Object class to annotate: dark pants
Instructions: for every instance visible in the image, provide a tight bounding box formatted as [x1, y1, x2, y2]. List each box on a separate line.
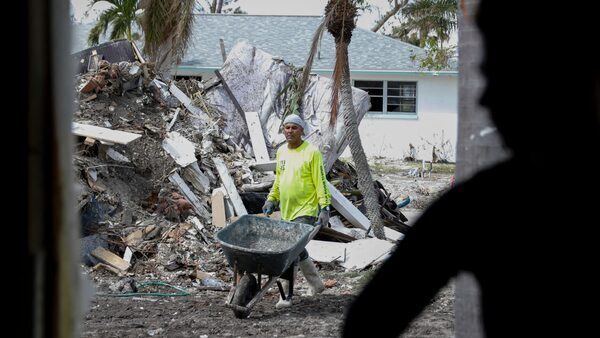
[291, 216, 317, 261]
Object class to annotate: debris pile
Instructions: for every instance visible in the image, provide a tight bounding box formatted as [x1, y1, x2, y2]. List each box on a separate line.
[73, 40, 410, 295]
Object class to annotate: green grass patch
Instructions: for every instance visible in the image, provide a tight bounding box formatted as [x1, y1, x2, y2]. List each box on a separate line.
[370, 162, 402, 175]
[370, 161, 455, 175]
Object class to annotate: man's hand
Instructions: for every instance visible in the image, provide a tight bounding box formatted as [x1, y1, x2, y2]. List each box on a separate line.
[262, 200, 277, 215]
[317, 206, 330, 227]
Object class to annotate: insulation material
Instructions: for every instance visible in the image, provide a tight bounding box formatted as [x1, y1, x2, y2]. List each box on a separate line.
[204, 40, 370, 171]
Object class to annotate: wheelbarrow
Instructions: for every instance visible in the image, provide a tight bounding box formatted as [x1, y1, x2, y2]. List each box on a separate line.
[215, 214, 319, 318]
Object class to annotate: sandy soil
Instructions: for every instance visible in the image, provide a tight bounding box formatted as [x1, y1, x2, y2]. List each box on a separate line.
[80, 159, 454, 337]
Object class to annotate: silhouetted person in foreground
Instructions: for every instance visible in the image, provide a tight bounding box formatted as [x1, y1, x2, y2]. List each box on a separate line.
[343, 1, 599, 337]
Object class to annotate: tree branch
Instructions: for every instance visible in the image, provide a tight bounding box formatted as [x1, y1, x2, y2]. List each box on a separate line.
[371, 0, 408, 33]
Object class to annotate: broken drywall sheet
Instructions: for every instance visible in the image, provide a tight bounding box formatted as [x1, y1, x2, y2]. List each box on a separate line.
[340, 238, 394, 271]
[162, 131, 197, 167]
[204, 39, 370, 171]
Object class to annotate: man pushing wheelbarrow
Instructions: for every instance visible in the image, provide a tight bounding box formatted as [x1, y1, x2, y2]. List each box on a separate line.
[261, 114, 331, 308]
[216, 115, 331, 318]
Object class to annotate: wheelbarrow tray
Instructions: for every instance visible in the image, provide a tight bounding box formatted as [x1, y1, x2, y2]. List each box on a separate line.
[216, 215, 314, 276]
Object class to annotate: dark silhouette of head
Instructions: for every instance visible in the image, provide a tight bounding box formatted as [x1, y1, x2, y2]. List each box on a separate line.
[476, 2, 600, 156]
[342, 2, 600, 338]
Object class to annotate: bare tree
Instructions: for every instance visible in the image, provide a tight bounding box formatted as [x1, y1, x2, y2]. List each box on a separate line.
[371, 0, 409, 32]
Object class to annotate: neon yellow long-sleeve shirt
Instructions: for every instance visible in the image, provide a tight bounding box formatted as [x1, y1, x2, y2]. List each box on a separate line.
[267, 141, 331, 221]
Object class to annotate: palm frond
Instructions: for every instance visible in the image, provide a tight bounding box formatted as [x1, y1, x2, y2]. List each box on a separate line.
[325, 0, 357, 126]
[329, 44, 348, 127]
[142, 0, 170, 56]
[143, 0, 194, 68]
[87, 8, 117, 45]
[297, 16, 328, 105]
[170, 0, 195, 64]
[87, 0, 140, 45]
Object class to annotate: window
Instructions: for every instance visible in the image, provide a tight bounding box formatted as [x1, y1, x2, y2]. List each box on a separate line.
[354, 80, 417, 115]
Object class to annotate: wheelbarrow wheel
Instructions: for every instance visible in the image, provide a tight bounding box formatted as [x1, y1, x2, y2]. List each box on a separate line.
[232, 274, 258, 318]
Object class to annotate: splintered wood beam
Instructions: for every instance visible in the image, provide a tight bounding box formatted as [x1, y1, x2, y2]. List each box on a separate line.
[249, 160, 276, 172]
[244, 111, 270, 163]
[169, 83, 207, 120]
[212, 157, 248, 216]
[72, 123, 141, 145]
[211, 189, 226, 228]
[168, 172, 210, 219]
[91, 247, 130, 271]
[328, 182, 369, 230]
[182, 162, 211, 194]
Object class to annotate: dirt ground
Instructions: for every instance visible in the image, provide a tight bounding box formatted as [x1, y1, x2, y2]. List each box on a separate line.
[81, 158, 455, 338]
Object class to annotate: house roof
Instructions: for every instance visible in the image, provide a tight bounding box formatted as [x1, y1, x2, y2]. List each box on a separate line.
[71, 14, 458, 74]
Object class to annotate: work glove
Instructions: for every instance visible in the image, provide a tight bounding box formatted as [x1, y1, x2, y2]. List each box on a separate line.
[317, 206, 330, 227]
[262, 200, 277, 215]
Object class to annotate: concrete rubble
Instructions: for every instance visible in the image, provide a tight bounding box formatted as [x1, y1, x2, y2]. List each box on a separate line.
[73, 40, 410, 295]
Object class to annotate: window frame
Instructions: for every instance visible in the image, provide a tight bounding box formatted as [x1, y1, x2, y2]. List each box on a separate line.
[353, 79, 418, 117]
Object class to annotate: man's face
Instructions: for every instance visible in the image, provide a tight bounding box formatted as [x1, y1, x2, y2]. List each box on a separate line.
[284, 123, 303, 144]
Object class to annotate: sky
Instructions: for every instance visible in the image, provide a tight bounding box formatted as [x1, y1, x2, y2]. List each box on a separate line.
[70, 0, 397, 31]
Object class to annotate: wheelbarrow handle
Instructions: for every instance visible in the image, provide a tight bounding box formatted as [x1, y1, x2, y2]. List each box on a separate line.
[308, 222, 322, 241]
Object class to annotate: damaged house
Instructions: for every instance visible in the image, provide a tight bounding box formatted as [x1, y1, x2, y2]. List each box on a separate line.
[72, 14, 458, 162]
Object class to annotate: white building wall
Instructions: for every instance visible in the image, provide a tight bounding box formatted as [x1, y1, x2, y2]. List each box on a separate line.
[346, 73, 458, 162]
[194, 69, 458, 162]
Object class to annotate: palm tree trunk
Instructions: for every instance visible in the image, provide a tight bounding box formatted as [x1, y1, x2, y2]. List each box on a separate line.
[337, 41, 385, 240]
[155, 38, 175, 79]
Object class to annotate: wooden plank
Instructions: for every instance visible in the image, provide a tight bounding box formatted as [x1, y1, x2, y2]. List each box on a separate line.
[182, 162, 210, 194]
[168, 172, 210, 219]
[328, 185, 402, 241]
[130, 40, 146, 63]
[72, 122, 141, 145]
[328, 182, 369, 230]
[212, 157, 248, 216]
[84, 137, 96, 146]
[249, 160, 276, 172]
[317, 226, 356, 242]
[123, 247, 133, 263]
[214, 70, 247, 125]
[211, 189, 227, 228]
[91, 247, 130, 271]
[244, 111, 270, 162]
[166, 107, 180, 132]
[214, 187, 235, 220]
[169, 83, 207, 119]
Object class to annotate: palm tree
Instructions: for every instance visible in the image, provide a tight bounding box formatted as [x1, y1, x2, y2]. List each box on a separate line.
[400, 0, 457, 48]
[87, 0, 141, 46]
[279, 0, 384, 239]
[140, 0, 196, 79]
[325, 0, 386, 239]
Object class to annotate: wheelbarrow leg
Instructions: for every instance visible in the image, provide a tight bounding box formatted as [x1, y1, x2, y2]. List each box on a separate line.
[276, 261, 297, 303]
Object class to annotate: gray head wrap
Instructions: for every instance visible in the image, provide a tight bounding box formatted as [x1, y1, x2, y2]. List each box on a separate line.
[282, 114, 307, 136]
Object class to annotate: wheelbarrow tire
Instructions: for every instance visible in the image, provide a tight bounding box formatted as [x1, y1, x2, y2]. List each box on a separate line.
[232, 274, 258, 319]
